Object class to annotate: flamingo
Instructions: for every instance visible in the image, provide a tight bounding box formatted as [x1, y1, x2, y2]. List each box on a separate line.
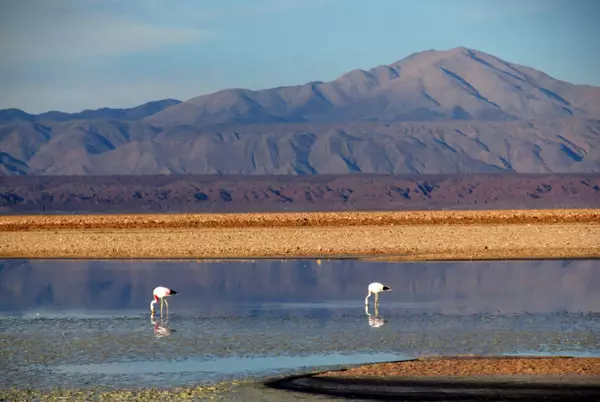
[365, 282, 391, 305]
[150, 286, 178, 317]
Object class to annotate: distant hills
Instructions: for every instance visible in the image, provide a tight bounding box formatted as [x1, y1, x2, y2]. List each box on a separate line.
[1, 47, 599, 175]
[2, 173, 599, 213]
[0, 99, 181, 124]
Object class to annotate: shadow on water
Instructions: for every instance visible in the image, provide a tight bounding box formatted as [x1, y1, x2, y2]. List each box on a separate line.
[1, 258, 600, 389]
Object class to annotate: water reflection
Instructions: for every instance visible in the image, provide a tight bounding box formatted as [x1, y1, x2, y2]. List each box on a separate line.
[2, 258, 600, 389]
[151, 316, 174, 338]
[365, 303, 386, 328]
[1, 259, 599, 315]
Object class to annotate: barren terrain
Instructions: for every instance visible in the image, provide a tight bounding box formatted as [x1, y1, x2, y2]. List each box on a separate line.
[2, 209, 599, 260]
[2, 173, 599, 214]
[319, 356, 600, 377]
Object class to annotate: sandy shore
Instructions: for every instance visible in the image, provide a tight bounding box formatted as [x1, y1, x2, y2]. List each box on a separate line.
[0, 381, 245, 402]
[266, 356, 600, 401]
[4, 358, 600, 402]
[318, 356, 600, 377]
[1, 209, 599, 260]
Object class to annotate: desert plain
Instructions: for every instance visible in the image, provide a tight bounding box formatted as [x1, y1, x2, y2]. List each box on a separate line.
[2, 208, 600, 401]
[3, 207, 600, 401]
[319, 356, 600, 377]
[1, 208, 599, 260]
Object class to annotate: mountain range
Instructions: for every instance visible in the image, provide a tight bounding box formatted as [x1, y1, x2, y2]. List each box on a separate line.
[1, 46, 600, 175]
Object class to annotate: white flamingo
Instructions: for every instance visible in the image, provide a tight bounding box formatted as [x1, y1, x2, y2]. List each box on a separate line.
[150, 286, 178, 317]
[365, 282, 391, 305]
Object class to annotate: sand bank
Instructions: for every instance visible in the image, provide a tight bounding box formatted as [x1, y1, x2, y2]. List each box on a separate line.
[319, 356, 600, 377]
[266, 356, 600, 401]
[1, 209, 599, 260]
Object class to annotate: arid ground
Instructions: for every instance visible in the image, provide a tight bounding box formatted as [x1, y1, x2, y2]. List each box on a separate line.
[2, 173, 600, 214]
[318, 356, 600, 377]
[1, 209, 599, 260]
[265, 356, 600, 401]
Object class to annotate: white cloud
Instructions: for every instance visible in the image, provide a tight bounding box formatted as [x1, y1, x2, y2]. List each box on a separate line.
[0, 0, 332, 64]
[0, 2, 213, 62]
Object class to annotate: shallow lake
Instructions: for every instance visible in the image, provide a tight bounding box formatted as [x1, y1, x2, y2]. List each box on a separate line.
[1, 258, 600, 389]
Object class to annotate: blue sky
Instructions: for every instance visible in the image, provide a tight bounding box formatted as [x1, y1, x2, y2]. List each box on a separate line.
[1, 0, 598, 113]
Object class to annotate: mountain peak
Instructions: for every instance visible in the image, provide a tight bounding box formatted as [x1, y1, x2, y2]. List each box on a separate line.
[143, 47, 599, 127]
[448, 45, 473, 53]
[2, 47, 600, 177]
[3, 47, 599, 128]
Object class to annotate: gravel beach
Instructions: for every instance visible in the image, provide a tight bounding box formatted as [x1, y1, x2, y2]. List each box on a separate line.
[318, 356, 600, 377]
[1, 209, 599, 260]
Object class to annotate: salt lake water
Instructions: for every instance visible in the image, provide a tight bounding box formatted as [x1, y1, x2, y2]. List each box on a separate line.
[1, 258, 599, 389]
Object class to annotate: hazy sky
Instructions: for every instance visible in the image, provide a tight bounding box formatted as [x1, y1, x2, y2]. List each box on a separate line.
[1, 0, 598, 113]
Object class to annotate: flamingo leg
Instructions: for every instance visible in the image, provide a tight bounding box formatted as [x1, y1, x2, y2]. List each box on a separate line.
[165, 299, 169, 316]
[375, 292, 379, 304]
[160, 298, 164, 317]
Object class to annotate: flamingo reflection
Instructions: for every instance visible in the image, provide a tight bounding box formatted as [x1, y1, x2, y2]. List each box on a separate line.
[365, 303, 387, 328]
[151, 316, 174, 338]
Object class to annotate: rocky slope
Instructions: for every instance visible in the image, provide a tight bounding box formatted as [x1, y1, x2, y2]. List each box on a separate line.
[1, 173, 598, 213]
[144, 47, 600, 126]
[1, 47, 599, 176]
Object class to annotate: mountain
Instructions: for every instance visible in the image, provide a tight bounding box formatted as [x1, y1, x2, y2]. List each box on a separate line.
[144, 47, 600, 127]
[1, 47, 599, 176]
[1, 119, 599, 175]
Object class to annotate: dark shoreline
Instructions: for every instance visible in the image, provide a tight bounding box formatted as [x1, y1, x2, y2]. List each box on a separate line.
[265, 356, 600, 401]
[266, 373, 600, 401]
[5, 357, 600, 401]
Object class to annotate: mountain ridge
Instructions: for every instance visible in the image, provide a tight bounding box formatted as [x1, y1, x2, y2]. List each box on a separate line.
[0, 99, 182, 125]
[142, 46, 600, 127]
[1, 47, 599, 176]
